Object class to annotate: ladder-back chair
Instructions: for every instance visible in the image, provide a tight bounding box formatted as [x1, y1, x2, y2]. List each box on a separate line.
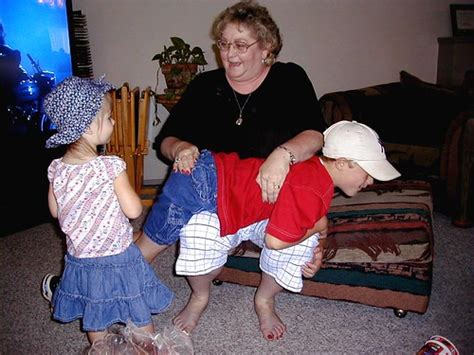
[107, 83, 154, 205]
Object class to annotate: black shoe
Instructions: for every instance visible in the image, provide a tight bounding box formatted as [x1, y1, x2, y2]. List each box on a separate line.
[41, 273, 60, 302]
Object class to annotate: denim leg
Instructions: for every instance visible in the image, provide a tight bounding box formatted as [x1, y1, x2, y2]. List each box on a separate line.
[143, 193, 188, 245]
[143, 150, 217, 245]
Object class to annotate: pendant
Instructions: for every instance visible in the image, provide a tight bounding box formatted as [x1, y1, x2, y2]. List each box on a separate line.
[235, 116, 243, 126]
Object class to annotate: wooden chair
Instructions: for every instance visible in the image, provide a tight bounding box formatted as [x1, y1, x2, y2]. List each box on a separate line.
[136, 87, 158, 206]
[107, 83, 154, 205]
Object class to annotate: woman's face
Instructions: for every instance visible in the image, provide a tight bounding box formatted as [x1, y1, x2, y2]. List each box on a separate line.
[219, 22, 269, 84]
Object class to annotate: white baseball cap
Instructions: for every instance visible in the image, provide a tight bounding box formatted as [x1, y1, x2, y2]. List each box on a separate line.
[322, 120, 401, 181]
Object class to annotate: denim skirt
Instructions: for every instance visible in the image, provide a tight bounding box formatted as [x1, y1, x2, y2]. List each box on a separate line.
[52, 243, 173, 332]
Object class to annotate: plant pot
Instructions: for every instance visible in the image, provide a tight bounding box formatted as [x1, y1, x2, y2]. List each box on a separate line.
[161, 63, 198, 90]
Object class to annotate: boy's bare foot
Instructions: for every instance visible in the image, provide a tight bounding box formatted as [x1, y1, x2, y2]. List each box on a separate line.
[254, 296, 287, 340]
[173, 293, 209, 335]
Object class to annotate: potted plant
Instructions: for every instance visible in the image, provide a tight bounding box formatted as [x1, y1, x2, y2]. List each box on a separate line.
[152, 37, 207, 100]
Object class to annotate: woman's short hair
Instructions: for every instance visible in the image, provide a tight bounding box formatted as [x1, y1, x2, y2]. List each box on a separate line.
[211, 0, 282, 65]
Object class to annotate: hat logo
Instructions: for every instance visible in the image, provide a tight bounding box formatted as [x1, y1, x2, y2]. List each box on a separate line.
[378, 137, 385, 154]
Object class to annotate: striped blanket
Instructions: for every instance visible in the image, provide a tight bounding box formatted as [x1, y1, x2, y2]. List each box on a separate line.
[217, 180, 434, 314]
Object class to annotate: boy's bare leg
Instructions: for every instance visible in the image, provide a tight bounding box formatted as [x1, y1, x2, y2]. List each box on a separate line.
[254, 272, 286, 341]
[173, 267, 223, 334]
[135, 231, 169, 263]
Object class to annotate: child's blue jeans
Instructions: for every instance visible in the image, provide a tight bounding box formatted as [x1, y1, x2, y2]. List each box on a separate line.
[143, 150, 217, 245]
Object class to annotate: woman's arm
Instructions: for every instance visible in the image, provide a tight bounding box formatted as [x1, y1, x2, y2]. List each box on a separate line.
[275, 129, 324, 164]
[154, 72, 209, 166]
[161, 136, 200, 173]
[113, 171, 143, 219]
[256, 63, 325, 203]
[256, 129, 323, 203]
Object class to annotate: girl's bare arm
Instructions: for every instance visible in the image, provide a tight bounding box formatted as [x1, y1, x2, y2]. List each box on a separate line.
[113, 171, 142, 219]
[48, 183, 58, 218]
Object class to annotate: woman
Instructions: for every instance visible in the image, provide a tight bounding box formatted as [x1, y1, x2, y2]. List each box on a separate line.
[137, 0, 326, 340]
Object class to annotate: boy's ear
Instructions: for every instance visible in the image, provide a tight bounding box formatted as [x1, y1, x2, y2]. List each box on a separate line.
[335, 158, 347, 170]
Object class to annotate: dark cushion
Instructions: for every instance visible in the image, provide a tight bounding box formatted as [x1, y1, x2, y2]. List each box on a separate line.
[329, 72, 469, 148]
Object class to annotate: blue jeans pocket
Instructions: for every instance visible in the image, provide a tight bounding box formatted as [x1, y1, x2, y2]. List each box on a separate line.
[190, 157, 217, 209]
[144, 150, 217, 245]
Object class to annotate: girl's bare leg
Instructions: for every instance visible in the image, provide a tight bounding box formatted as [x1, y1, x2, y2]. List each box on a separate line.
[88, 324, 155, 347]
[87, 330, 108, 345]
[173, 267, 223, 334]
[138, 323, 155, 336]
[254, 272, 286, 341]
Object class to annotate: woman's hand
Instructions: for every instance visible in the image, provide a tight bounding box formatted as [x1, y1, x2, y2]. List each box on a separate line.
[256, 148, 291, 203]
[173, 142, 200, 174]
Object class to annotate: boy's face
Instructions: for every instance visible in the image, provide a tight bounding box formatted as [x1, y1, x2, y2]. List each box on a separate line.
[337, 160, 374, 196]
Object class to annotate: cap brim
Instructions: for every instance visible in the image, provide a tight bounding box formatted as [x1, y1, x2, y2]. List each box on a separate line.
[356, 160, 401, 181]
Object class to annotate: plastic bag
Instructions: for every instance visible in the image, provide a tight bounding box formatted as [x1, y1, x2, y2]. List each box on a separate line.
[88, 320, 194, 355]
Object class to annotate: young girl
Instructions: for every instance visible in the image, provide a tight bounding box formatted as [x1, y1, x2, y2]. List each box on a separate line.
[42, 76, 173, 344]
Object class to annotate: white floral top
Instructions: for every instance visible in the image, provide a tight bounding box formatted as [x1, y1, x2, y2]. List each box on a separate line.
[48, 155, 133, 258]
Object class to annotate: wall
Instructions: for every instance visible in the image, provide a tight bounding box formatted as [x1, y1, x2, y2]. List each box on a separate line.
[71, 0, 471, 183]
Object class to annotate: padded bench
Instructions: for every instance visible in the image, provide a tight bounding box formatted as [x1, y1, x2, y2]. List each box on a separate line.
[215, 180, 434, 317]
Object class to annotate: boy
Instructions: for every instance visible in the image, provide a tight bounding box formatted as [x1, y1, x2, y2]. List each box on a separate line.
[143, 120, 401, 340]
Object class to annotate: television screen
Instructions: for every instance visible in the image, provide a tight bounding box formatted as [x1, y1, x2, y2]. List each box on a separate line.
[1, 0, 75, 134]
[0, 0, 76, 236]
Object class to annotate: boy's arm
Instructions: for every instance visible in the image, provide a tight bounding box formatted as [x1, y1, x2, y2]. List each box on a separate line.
[113, 171, 143, 219]
[302, 216, 328, 277]
[48, 183, 58, 218]
[265, 215, 328, 250]
[315, 215, 328, 249]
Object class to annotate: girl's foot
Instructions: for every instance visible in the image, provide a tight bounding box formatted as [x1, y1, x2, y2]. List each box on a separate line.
[41, 273, 60, 302]
[41, 273, 60, 313]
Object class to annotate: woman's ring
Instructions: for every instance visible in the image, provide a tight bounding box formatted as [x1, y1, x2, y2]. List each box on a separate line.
[175, 157, 181, 163]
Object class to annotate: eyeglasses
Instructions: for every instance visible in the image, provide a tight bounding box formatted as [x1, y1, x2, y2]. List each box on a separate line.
[216, 39, 259, 54]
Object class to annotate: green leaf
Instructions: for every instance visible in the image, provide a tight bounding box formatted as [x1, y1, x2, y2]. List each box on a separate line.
[170, 37, 186, 49]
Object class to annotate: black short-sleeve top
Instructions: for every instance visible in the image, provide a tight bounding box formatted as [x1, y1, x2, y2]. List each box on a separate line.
[155, 62, 325, 160]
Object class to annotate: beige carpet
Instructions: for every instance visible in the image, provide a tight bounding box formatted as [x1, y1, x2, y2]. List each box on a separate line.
[0, 212, 472, 354]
